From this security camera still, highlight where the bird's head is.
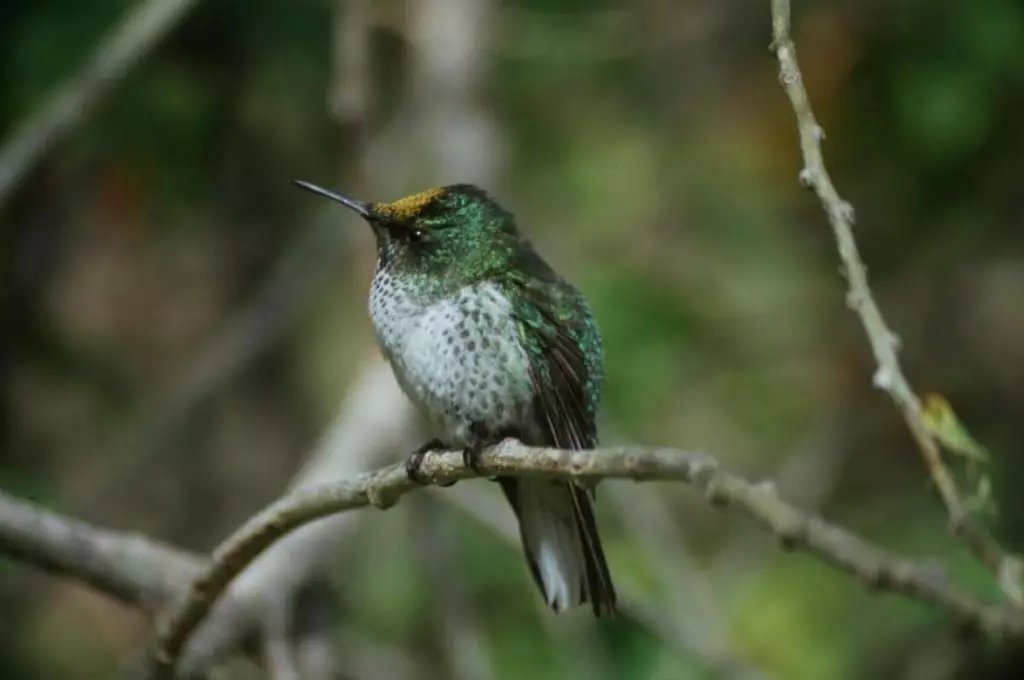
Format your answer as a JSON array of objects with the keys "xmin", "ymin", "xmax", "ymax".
[{"xmin": 293, "ymin": 180, "xmax": 529, "ymax": 285}]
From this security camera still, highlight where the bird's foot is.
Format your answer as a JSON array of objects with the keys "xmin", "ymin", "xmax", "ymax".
[
  {"xmin": 462, "ymin": 444, "xmax": 487, "ymax": 476},
  {"xmin": 463, "ymin": 425, "xmax": 521, "ymax": 480},
  {"xmin": 405, "ymin": 439, "xmax": 456, "ymax": 487}
]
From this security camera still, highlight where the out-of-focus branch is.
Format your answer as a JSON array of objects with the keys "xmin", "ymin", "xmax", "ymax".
[
  {"xmin": 142, "ymin": 440, "xmax": 1024, "ymax": 678},
  {"xmin": 331, "ymin": 628, "xmax": 425, "ymax": 680},
  {"xmin": 109, "ymin": 0, "xmax": 380, "ymax": 671},
  {"xmin": 282, "ymin": 579, "xmax": 345, "ymax": 680},
  {"xmin": 0, "ymin": 488, "xmax": 410, "ymax": 680},
  {"xmin": 174, "ymin": 362, "xmax": 421, "ymax": 675},
  {"xmin": 141, "ymin": 0, "xmax": 505, "ymax": 674},
  {"xmin": 397, "ymin": 2, "xmax": 502, "ymax": 675},
  {"xmin": 81, "ymin": 208, "xmax": 352, "ymax": 514},
  {"xmin": 609, "ymin": 485, "xmax": 767, "ymax": 679},
  {"xmin": 77, "ymin": 2, "xmax": 371, "ymax": 524},
  {"xmin": 329, "ymin": 0, "xmax": 371, "ymax": 126},
  {"xmin": 72, "ymin": 5, "xmax": 378, "ymax": 673},
  {"xmin": 6, "ymin": 441, "xmax": 1019, "ymax": 679},
  {"xmin": 0, "ymin": 0, "xmax": 204, "ymax": 215},
  {"xmin": 438, "ymin": 482, "xmax": 753, "ymax": 675},
  {"xmin": 0, "ymin": 489, "xmax": 201, "ymax": 611},
  {"xmin": 768, "ymin": 0, "xmax": 1024, "ymax": 606},
  {"xmin": 412, "ymin": 495, "xmax": 494, "ymax": 680},
  {"xmin": 711, "ymin": 419, "xmax": 848, "ymax": 591}
]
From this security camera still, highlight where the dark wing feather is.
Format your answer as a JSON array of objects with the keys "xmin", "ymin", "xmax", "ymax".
[
  {"xmin": 533, "ymin": 330, "xmax": 594, "ymax": 450},
  {"xmin": 511, "ymin": 274, "xmax": 600, "ymax": 450},
  {"xmin": 509, "ymin": 274, "xmax": 616, "ymax": 615}
]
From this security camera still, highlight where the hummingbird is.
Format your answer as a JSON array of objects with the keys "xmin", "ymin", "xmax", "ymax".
[{"xmin": 292, "ymin": 179, "xmax": 617, "ymax": 616}]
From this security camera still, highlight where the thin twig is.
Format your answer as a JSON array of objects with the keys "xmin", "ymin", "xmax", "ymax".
[
  {"xmin": 0, "ymin": 0, "xmax": 203, "ymax": 215},
  {"xmin": 141, "ymin": 440, "xmax": 1024, "ymax": 678},
  {"xmin": 768, "ymin": 0, "xmax": 1024, "ymax": 605}
]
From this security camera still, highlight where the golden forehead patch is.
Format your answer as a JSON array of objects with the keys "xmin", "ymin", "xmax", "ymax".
[{"xmin": 376, "ymin": 187, "xmax": 445, "ymax": 220}]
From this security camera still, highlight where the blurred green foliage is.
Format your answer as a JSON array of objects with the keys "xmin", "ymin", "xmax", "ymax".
[{"xmin": 3, "ymin": 0, "xmax": 1024, "ymax": 679}]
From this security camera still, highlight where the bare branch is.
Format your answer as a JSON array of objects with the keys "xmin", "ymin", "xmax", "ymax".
[
  {"xmin": 0, "ymin": 489, "xmax": 201, "ymax": 610},
  {"xmin": 768, "ymin": 0, "xmax": 1024, "ymax": 605},
  {"xmin": 0, "ymin": 0, "xmax": 204, "ymax": 214},
  {"xmin": 4, "ymin": 440, "xmax": 1021, "ymax": 678},
  {"xmin": 140, "ymin": 440, "xmax": 1024, "ymax": 677}
]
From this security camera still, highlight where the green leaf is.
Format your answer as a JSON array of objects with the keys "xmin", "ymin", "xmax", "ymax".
[{"xmin": 922, "ymin": 393, "xmax": 989, "ymax": 462}]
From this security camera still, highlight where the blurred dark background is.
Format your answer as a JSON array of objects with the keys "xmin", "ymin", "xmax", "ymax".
[{"xmin": 2, "ymin": 0, "xmax": 1024, "ymax": 678}]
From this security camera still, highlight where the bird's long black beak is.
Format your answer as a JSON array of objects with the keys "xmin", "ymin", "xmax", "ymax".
[{"xmin": 291, "ymin": 179, "xmax": 371, "ymax": 218}]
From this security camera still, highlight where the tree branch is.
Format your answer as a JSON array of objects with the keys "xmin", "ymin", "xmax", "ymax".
[
  {"xmin": 768, "ymin": 0, "xmax": 1024, "ymax": 605},
  {"xmin": 0, "ymin": 490, "xmax": 201, "ymax": 611},
  {"xmin": 141, "ymin": 440, "xmax": 1024, "ymax": 677},
  {"xmin": 4, "ymin": 6, "xmax": 1021, "ymax": 678},
  {"xmin": 175, "ymin": 362, "xmax": 421, "ymax": 675}
]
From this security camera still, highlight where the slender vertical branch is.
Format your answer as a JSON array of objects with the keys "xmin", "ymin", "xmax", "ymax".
[{"xmin": 768, "ymin": 0, "xmax": 1024, "ymax": 605}]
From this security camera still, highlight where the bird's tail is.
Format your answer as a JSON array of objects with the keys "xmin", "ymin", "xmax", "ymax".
[{"xmin": 499, "ymin": 477, "xmax": 617, "ymax": 616}]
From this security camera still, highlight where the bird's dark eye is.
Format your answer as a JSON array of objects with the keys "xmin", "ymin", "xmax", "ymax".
[{"xmin": 408, "ymin": 229, "xmax": 426, "ymax": 243}]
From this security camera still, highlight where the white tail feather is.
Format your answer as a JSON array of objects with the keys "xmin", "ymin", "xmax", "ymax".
[{"xmin": 517, "ymin": 479, "xmax": 584, "ymax": 612}]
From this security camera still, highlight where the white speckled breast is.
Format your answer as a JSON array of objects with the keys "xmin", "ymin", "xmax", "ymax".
[{"xmin": 369, "ymin": 268, "xmax": 536, "ymax": 447}]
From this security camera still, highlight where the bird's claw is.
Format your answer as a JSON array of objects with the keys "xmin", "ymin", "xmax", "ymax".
[
  {"xmin": 405, "ymin": 439, "xmax": 457, "ymax": 487},
  {"xmin": 404, "ymin": 449, "xmax": 431, "ymax": 485},
  {"xmin": 464, "ymin": 424, "xmax": 508, "ymax": 481},
  {"xmin": 462, "ymin": 446, "xmax": 499, "ymax": 481},
  {"xmin": 462, "ymin": 446, "xmax": 484, "ymax": 474}
]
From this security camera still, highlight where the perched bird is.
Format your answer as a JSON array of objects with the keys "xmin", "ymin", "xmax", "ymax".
[{"xmin": 293, "ymin": 180, "xmax": 616, "ymax": 616}]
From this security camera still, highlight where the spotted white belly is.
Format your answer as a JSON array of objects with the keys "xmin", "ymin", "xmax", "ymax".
[{"xmin": 369, "ymin": 274, "xmax": 535, "ymax": 446}]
